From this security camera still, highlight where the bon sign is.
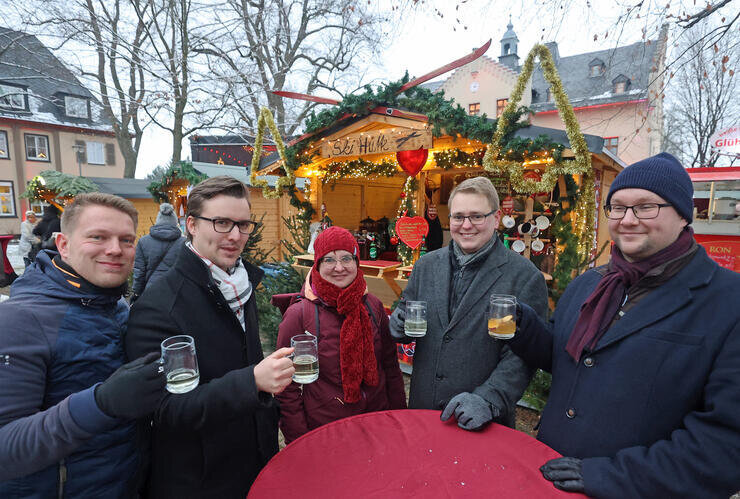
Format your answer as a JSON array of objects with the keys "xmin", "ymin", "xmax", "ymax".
[{"xmin": 710, "ymin": 126, "xmax": 740, "ymax": 156}]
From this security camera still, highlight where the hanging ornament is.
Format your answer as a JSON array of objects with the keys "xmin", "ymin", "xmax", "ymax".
[
  {"xmin": 396, "ymin": 147, "xmax": 429, "ymax": 177},
  {"xmin": 400, "ymin": 192, "xmax": 406, "ymax": 199},
  {"xmin": 390, "ymin": 236, "xmax": 399, "ymax": 245},
  {"xmin": 501, "ymin": 195, "xmax": 515, "ymax": 215},
  {"xmin": 395, "ymin": 214, "xmax": 429, "ymax": 250}
]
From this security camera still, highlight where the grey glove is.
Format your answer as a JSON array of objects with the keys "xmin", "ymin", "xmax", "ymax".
[
  {"xmin": 388, "ymin": 303, "xmax": 408, "ymax": 341},
  {"xmin": 440, "ymin": 392, "xmax": 499, "ymax": 431},
  {"xmin": 540, "ymin": 457, "xmax": 585, "ymax": 493}
]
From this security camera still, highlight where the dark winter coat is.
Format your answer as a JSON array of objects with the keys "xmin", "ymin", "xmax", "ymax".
[
  {"xmin": 132, "ymin": 223, "xmax": 184, "ymax": 296},
  {"xmin": 0, "ymin": 251, "xmax": 138, "ymax": 498},
  {"xmin": 390, "ymin": 239, "xmax": 548, "ymax": 427},
  {"xmin": 511, "ymin": 246, "xmax": 740, "ymax": 498},
  {"xmin": 125, "ymin": 246, "xmax": 279, "ymax": 499},
  {"xmin": 275, "ymin": 281, "xmax": 407, "ymax": 443}
]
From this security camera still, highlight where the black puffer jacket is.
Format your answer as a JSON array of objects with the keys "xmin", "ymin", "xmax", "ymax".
[{"xmin": 132, "ymin": 224, "xmax": 184, "ymax": 296}]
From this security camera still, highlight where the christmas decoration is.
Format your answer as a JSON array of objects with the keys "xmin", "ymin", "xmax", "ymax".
[
  {"xmin": 396, "ymin": 147, "xmax": 429, "ymax": 176},
  {"xmin": 395, "ymin": 215, "xmax": 429, "ymax": 250},
  {"xmin": 250, "ymin": 107, "xmax": 295, "ymax": 199},
  {"xmin": 389, "ymin": 177, "xmax": 418, "ymax": 265},
  {"xmin": 433, "ymin": 148, "xmax": 486, "ymax": 170},
  {"xmin": 319, "ymin": 158, "xmax": 398, "ymax": 185},
  {"xmin": 501, "ymin": 196, "xmax": 514, "ymax": 215},
  {"xmin": 21, "ymin": 171, "xmax": 98, "ymax": 208},
  {"xmin": 483, "ymin": 44, "xmax": 592, "ymax": 196},
  {"xmin": 390, "ymin": 236, "xmax": 399, "ymax": 245},
  {"xmin": 147, "ymin": 161, "xmax": 207, "ymax": 203}
]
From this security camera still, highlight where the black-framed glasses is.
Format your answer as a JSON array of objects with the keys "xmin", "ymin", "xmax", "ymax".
[
  {"xmin": 192, "ymin": 215, "xmax": 260, "ymax": 234},
  {"xmin": 320, "ymin": 255, "xmax": 357, "ymax": 267},
  {"xmin": 449, "ymin": 210, "xmax": 496, "ymax": 225},
  {"xmin": 604, "ymin": 203, "xmax": 672, "ymax": 220}
]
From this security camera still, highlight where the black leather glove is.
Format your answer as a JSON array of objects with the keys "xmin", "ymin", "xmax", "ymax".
[
  {"xmin": 440, "ymin": 392, "xmax": 499, "ymax": 431},
  {"xmin": 95, "ymin": 352, "xmax": 166, "ymax": 420},
  {"xmin": 540, "ymin": 457, "xmax": 585, "ymax": 493}
]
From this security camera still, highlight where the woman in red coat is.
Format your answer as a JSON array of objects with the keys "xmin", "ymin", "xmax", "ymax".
[{"xmin": 276, "ymin": 227, "xmax": 407, "ymax": 443}]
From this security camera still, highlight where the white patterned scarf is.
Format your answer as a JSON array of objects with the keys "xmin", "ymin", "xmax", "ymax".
[{"xmin": 186, "ymin": 242, "xmax": 252, "ymax": 330}]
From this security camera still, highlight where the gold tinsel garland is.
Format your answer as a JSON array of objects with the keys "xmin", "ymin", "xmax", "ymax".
[
  {"xmin": 250, "ymin": 107, "xmax": 295, "ymax": 199},
  {"xmin": 483, "ymin": 44, "xmax": 592, "ymax": 195}
]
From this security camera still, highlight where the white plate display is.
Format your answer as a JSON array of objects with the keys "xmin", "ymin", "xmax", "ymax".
[
  {"xmin": 511, "ymin": 239, "xmax": 526, "ymax": 253},
  {"xmin": 531, "ymin": 238, "xmax": 545, "ymax": 252},
  {"xmin": 535, "ymin": 215, "xmax": 551, "ymax": 230},
  {"xmin": 502, "ymin": 215, "xmax": 516, "ymax": 228}
]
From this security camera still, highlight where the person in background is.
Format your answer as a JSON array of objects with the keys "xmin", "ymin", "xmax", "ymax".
[
  {"xmin": 424, "ymin": 203, "xmax": 443, "ymax": 251},
  {"xmin": 32, "ymin": 204, "xmax": 61, "ymax": 252},
  {"xmin": 132, "ymin": 203, "xmax": 185, "ymax": 300},
  {"xmin": 0, "ymin": 192, "xmax": 165, "ymax": 497},
  {"xmin": 125, "ymin": 176, "xmax": 294, "ymax": 498},
  {"xmin": 390, "ymin": 177, "xmax": 548, "ymax": 431},
  {"xmin": 275, "ymin": 226, "xmax": 407, "ymax": 444},
  {"xmin": 18, "ymin": 210, "xmax": 39, "ymax": 266},
  {"xmin": 511, "ymin": 153, "xmax": 740, "ymax": 497}
]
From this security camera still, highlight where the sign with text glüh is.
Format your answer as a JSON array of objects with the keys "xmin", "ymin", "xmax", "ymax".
[{"xmin": 321, "ymin": 128, "xmax": 433, "ymax": 159}]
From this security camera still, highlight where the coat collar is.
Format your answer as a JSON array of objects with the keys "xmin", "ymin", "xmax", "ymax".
[
  {"xmin": 174, "ymin": 243, "xmax": 264, "ymax": 291},
  {"xmin": 595, "ymin": 246, "xmax": 716, "ymax": 350}
]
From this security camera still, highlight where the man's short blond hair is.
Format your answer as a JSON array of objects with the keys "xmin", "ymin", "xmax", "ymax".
[
  {"xmin": 61, "ymin": 192, "xmax": 138, "ymax": 233},
  {"xmin": 448, "ymin": 177, "xmax": 500, "ymax": 212}
]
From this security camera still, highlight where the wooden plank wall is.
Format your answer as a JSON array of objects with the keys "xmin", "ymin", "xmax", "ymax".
[
  {"xmin": 129, "ymin": 198, "xmax": 161, "ymax": 240},
  {"xmin": 249, "ymin": 187, "xmax": 300, "ymax": 261}
]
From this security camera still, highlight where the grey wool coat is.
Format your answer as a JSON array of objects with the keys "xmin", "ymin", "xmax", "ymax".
[{"xmin": 390, "ymin": 239, "xmax": 548, "ymax": 427}]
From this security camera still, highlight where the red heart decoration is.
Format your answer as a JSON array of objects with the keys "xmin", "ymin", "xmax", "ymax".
[
  {"xmin": 395, "ymin": 215, "xmax": 429, "ymax": 250},
  {"xmin": 396, "ymin": 148, "xmax": 429, "ymax": 176}
]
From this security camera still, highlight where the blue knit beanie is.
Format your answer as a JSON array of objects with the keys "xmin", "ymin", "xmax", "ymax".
[{"xmin": 606, "ymin": 152, "xmax": 694, "ymax": 222}]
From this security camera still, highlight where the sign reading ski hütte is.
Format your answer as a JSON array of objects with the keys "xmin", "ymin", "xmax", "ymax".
[{"xmin": 321, "ymin": 129, "xmax": 433, "ymax": 159}]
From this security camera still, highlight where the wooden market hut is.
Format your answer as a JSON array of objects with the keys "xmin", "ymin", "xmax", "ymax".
[{"xmin": 256, "ymin": 109, "xmax": 625, "ymax": 307}]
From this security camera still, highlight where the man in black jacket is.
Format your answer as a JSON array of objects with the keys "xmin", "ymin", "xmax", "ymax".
[{"xmin": 125, "ymin": 176, "xmax": 295, "ymax": 498}]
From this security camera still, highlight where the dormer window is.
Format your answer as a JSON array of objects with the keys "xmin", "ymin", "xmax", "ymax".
[
  {"xmin": 589, "ymin": 58, "xmax": 605, "ymax": 77},
  {"xmin": 612, "ymin": 74, "xmax": 631, "ymax": 94},
  {"xmin": 65, "ymin": 95, "xmax": 89, "ymax": 118},
  {"xmin": 0, "ymin": 82, "xmax": 28, "ymax": 110}
]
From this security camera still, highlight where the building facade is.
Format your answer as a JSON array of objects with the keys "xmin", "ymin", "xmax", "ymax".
[
  {"xmin": 433, "ymin": 21, "xmax": 667, "ymax": 167},
  {"xmin": 0, "ymin": 28, "xmax": 124, "ymax": 235}
]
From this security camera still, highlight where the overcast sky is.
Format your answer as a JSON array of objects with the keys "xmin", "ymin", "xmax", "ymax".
[{"xmin": 135, "ymin": 0, "xmax": 654, "ymax": 177}]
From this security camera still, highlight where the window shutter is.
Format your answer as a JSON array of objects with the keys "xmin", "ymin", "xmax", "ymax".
[
  {"xmin": 75, "ymin": 140, "xmax": 87, "ymax": 163},
  {"xmin": 105, "ymin": 143, "xmax": 115, "ymax": 165}
]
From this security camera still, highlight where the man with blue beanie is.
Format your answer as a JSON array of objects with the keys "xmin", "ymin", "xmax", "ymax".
[{"xmin": 508, "ymin": 152, "xmax": 740, "ymax": 497}]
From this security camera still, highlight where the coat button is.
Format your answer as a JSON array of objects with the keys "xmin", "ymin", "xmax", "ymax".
[
  {"xmin": 583, "ymin": 357, "xmax": 594, "ymax": 367},
  {"xmin": 566, "ymin": 408, "xmax": 576, "ymax": 418},
  {"xmin": 443, "ymin": 335, "xmax": 452, "ymax": 343},
  {"xmin": 436, "ymin": 374, "xmax": 445, "ymax": 381}
]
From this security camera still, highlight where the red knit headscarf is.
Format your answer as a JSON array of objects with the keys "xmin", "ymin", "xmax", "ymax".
[{"xmin": 311, "ymin": 227, "xmax": 378, "ymax": 402}]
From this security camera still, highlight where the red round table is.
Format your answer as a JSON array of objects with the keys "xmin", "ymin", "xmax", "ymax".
[{"xmin": 248, "ymin": 410, "xmax": 586, "ymax": 498}]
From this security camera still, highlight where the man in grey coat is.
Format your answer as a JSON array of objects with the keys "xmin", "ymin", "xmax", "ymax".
[{"xmin": 390, "ymin": 177, "xmax": 548, "ymax": 430}]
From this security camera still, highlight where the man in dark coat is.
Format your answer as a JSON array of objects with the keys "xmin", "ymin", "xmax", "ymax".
[
  {"xmin": 132, "ymin": 202, "xmax": 184, "ymax": 297},
  {"xmin": 511, "ymin": 153, "xmax": 740, "ymax": 498},
  {"xmin": 390, "ymin": 177, "xmax": 548, "ymax": 430},
  {"xmin": 125, "ymin": 176, "xmax": 295, "ymax": 498},
  {"xmin": 0, "ymin": 193, "xmax": 165, "ymax": 497}
]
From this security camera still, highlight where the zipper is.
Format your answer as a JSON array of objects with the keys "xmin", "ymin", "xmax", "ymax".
[{"xmin": 57, "ymin": 459, "xmax": 67, "ymax": 499}]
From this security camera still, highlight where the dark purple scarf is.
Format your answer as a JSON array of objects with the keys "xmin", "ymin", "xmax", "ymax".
[{"xmin": 565, "ymin": 227, "xmax": 695, "ymax": 362}]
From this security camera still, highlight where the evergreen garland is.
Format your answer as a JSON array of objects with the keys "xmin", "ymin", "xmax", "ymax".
[
  {"xmin": 147, "ymin": 161, "xmax": 207, "ymax": 203},
  {"xmin": 22, "ymin": 170, "xmax": 98, "ymax": 202},
  {"xmin": 388, "ymin": 177, "xmax": 418, "ymax": 266},
  {"xmin": 320, "ymin": 158, "xmax": 398, "ymax": 185},
  {"xmin": 250, "ymin": 107, "xmax": 296, "ymax": 198}
]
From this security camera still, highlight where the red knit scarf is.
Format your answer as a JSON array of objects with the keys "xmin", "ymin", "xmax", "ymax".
[
  {"xmin": 310, "ymin": 266, "xmax": 378, "ymax": 403},
  {"xmin": 566, "ymin": 227, "xmax": 696, "ymax": 362}
]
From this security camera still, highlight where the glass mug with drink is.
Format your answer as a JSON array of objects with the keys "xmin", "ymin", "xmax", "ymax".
[
  {"xmin": 291, "ymin": 333, "xmax": 319, "ymax": 384},
  {"xmin": 487, "ymin": 294, "xmax": 517, "ymax": 340},
  {"xmin": 404, "ymin": 301, "xmax": 427, "ymax": 337},
  {"xmin": 161, "ymin": 335, "xmax": 200, "ymax": 394}
]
